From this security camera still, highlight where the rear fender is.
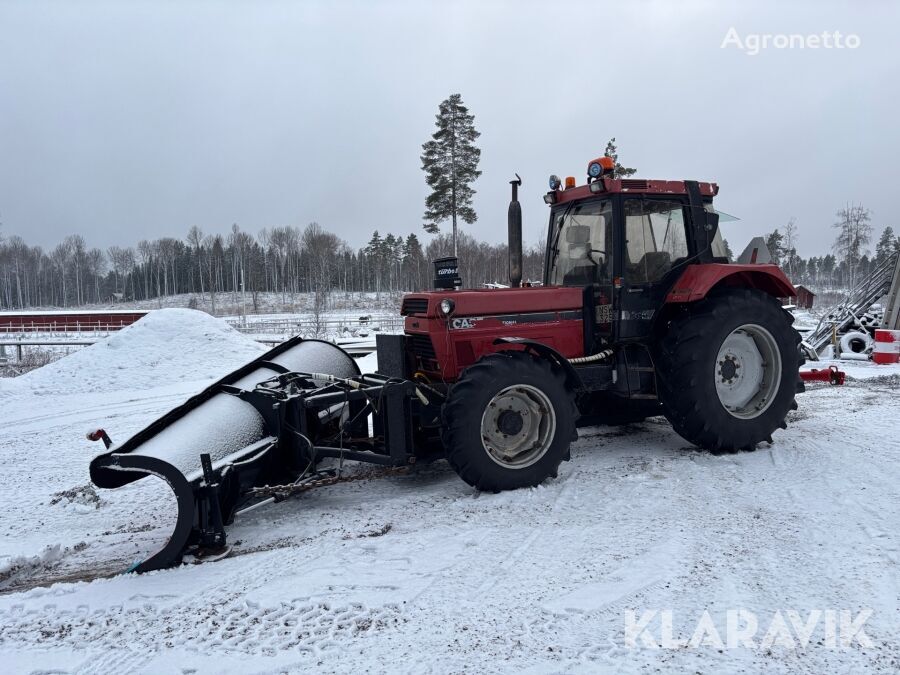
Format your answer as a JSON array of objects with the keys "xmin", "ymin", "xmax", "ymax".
[{"xmin": 665, "ymin": 264, "xmax": 796, "ymax": 304}]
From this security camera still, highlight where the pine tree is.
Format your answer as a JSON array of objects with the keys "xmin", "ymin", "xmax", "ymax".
[
  {"xmin": 421, "ymin": 93, "xmax": 482, "ymax": 256},
  {"xmin": 402, "ymin": 233, "xmax": 425, "ymax": 290},
  {"xmin": 383, "ymin": 233, "xmax": 402, "ymax": 291},
  {"xmin": 721, "ymin": 237, "xmax": 734, "ymax": 261},
  {"xmin": 875, "ymin": 226, "xmax": 897, "ymax": 267},
  {"xmin": 822, "ymin": 254, "xmax": 836, "ymax": 289},
  {"xmin": 603, "ymin": 137, "xmax": 637, "ymax": 179},
  {"xmin": 366, "ymin": 231, "xmax": 384, "ymax": 295},
  {"xmin": 765, "ymin": 229, "xmax": 786, "ymax": 266}
]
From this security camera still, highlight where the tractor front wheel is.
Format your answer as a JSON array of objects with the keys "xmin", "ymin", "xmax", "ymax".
[
  {"xmin": 655, "ymin": 288, "xmax": 802, "ymax": 452},
  {"xmin": 441, "ymin": 351, "xmax": 576, "ymax": 492}
]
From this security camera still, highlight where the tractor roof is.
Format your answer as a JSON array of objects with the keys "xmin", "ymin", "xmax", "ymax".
[{"xmin": 550, "ymin": 178, "xmax": 719, "ymax": 206}]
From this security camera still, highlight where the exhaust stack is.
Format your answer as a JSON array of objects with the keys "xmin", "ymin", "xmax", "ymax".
[{"xmin": 508, "ymin": 174, "xmax": 523, "ymax": 288}]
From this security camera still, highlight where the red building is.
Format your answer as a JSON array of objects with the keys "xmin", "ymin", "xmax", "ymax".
[
  {"xmin": 0, "ymin": 310, "xmax": 149, "ymax": 332},
  {"xmin": 794, "ymin": 285, "xmax": 816, "ymax": 309}
]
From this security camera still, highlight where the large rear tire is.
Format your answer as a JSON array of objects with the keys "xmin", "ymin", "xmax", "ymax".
[
  {"xmin": 441, "ymin": 351, "xmax": 576, "ymax": 491},
  {"xmin": 655, "ymin": 289, "xmax": 802, "ymax": 452}
]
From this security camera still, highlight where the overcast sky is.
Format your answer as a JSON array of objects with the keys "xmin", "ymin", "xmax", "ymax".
[{"xmin": 0, "ymin": 0, "xmax": 896, "ymax": 258}]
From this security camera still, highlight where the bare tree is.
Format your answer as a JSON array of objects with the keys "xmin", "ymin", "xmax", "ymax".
[
  {"xmin": 87, "ymin": 248, "xmax": 105, "ymax": 303},
  {"xmin": 204, "ymin": 234, "xmax": 224, "ymax": 313},
  {"xmin": 122, "ymin": 247, "xmax": 136, "ymax": 300},
  {"xmin": 136, "ymin": 240, "xmax": 153, "ymax": 300},
  {"xmin": 186, "ymin": 226, "xmax": 205, "ymax": 297},
  {"xmin": 50, "ymin": 240, "xmax": 72, "ymax": 307},
  {"xmin": 832, "ymin": 204, "xmax": 872, "ymax": 288},
  {"xmin": 157, "ymin": 238, "xmax": 179, "ymax": 298},
  {"xmin": 66, "ymin": 235, "xmax": 87, "ymax": 305},
  {"xmin": 783, "ymin": 218, "xmax": 799, "ymax": 279}
]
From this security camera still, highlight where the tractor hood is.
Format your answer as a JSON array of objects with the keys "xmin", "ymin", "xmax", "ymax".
[{"xmin": 400, "ymin": 286, "xmax": 583, "ymax": 319}]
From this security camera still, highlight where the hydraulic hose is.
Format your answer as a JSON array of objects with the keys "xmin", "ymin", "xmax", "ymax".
[{"xmin": 567, "ymin": 349, "xmax": 614, "ymax": 365}]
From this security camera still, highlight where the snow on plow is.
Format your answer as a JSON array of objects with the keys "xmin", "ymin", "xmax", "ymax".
[{"xmin": 89, "ymin": 337, "xmax": 365, "ymax": 572}]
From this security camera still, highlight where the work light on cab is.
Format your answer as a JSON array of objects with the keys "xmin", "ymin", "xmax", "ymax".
[{"xmin": 587, "ymin": 156, "xmax": 615, "ymax": 179}]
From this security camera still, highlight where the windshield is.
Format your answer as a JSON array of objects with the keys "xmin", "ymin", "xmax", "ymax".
[{"xmin": 547, "ymin": 199, "xmax": 612, "ymax": 286}]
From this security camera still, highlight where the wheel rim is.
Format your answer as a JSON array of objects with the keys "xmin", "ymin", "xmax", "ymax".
[
  {"xmin": 714, "ymin": 323, "xmax": 782, "ymax": 419},
  {"xmin": 480, "ymin": 384, "xmax": 557, "ymax": 469}
]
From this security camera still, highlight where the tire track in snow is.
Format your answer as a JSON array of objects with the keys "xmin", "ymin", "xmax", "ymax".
[
  {"xmin": 1, "ymin": 477, "xmax": 409, "ymax": 659},
  {"xmin": 72, "ymin": 645, "xmax": 149, "ymax": 675},
  {"xmin": 0, "ymin": 592, "xmax": 403, "ymax": 663},
  {"xmin": 0, "ymin": 532, "xmax": 408, "ymax": 661}
]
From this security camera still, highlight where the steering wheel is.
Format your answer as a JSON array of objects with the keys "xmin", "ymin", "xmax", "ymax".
[{"xmin": 586, "ymin": 249, "xmax": 607, "ymax": 266}]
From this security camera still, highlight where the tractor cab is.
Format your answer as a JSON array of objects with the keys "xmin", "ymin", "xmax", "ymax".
[{"xmin": 543, "ymin": 158, "xmax": 730, "ymax": 342}]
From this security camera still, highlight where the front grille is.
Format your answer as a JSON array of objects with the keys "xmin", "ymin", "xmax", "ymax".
[
  {"xmin": 407, "ymin": 333, "xmax": 436, "ymax": 360},
  {"xmin": 401, "ymin": 297, "xmax": 429, "ymax": 316},
  {"xmin": 621, "ymin": 179, "xmax": 649, "ymax": 190}
]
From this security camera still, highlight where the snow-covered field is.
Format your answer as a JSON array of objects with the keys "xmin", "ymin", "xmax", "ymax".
[
  {"xmin": 11, "ymin": 291, "xmax": 403, "ymax": 317},
  {"xmin": 1, "ymin": 310, "xmax": 900, "ymax": 673}
]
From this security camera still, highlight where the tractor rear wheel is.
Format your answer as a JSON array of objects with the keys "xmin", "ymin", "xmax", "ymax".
[
  {"xmin": 441, "ymin": 351, "xmax": 576, "ymax": 492},
  {"xmin": 655, "ymin": 288, "xmax": 802, "ymax": 452}
]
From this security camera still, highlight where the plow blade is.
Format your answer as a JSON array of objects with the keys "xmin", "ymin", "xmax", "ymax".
[{"xmin": 89, "ymin": 337, "xmax": 360, "ymax": 573}]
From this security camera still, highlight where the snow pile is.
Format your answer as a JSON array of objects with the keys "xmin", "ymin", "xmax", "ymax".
[
  {"xmin": 0, "ymin": 544, "xmax": 65, "ymax": 589},
  {"xmin": 2, "ymin": 309, "xmax": 265, "ymax": 396}
]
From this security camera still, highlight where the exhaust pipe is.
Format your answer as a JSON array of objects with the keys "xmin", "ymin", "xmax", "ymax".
[{"xmin": 508, "ymin": 174, "xmax": 523, "ymax": 288}]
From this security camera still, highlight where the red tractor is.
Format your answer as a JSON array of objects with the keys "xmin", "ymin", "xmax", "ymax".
[
  {"xmin": 386, "ymin": 158, "xmax": 802, "ymax": 491},
  {"xmin": 91, "ymin": 156, "xmax": 802, "ymax": 571}
]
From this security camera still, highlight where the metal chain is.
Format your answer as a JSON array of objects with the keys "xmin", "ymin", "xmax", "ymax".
[{"xmin": 244, "ymin": 465, "xmax": 410, "ymax": 501}]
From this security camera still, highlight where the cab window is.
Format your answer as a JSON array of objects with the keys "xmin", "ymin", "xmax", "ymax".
[
  {"xmin": 548, "ymin": 200, "xmax": 612, "ymax": 286},
  {"xmin": 624, "ymin": 199, "xmax": 689, "ymax": 283}
]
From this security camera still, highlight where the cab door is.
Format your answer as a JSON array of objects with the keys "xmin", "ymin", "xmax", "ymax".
[
  {"xmin": 618, "ymin": 196, "xmax": 691, "ymax": 340},
  {"xmin": 545, "ymin": 198, "xmax": 615, "ymax": 345}
]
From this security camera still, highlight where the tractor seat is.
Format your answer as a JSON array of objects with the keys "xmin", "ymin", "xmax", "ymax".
[
  {"xmin": 630, "ymin": 251, "xmax": 672, "ymax": 282},
  {"xmin": 562, "ymin": 242, "xmax": 597, "ymax": 286},
  {"xmin": 563, "ymin": 264, "xmax": 596, "ymax": 286}
]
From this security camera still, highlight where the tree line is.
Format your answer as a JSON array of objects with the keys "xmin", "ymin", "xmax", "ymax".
[
  {"xmin": 1, "ymin": 205, "xmax": 896, "ymax": 313},
  {"xmin": 0, "ymin": 223, "xmax": 548, "ymax": 312},
  {"xmin": 764, "ymin": 205, "xmax": 899, "ymax": 290}
]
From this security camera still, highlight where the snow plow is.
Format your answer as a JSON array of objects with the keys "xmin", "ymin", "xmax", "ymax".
[{"xmin": 90, "ymin": 157, "xmax": 804, "ymax": 572}]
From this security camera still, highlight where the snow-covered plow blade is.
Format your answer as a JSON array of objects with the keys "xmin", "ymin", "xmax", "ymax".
[{"xmin": 88, "ymin": 336, "xmax": 417, "ymax": 573}]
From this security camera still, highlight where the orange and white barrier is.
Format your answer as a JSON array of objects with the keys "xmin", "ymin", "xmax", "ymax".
[{"xmin": 873, "ymin": 329, "xmax": 900, "ymax": 364}]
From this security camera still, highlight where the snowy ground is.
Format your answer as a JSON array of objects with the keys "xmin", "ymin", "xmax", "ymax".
[{"xmin": 1, "ymin": 312, "xmax": 900, "ymax": 673}]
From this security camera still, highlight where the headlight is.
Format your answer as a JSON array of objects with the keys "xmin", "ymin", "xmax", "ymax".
[
  {"xmin": 588, "ymin": 162, "xmax": 602, "ymax": 178},
  {"xmin": 440, "ymin": 298, "xmax": 455, "ymax": 315}
]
